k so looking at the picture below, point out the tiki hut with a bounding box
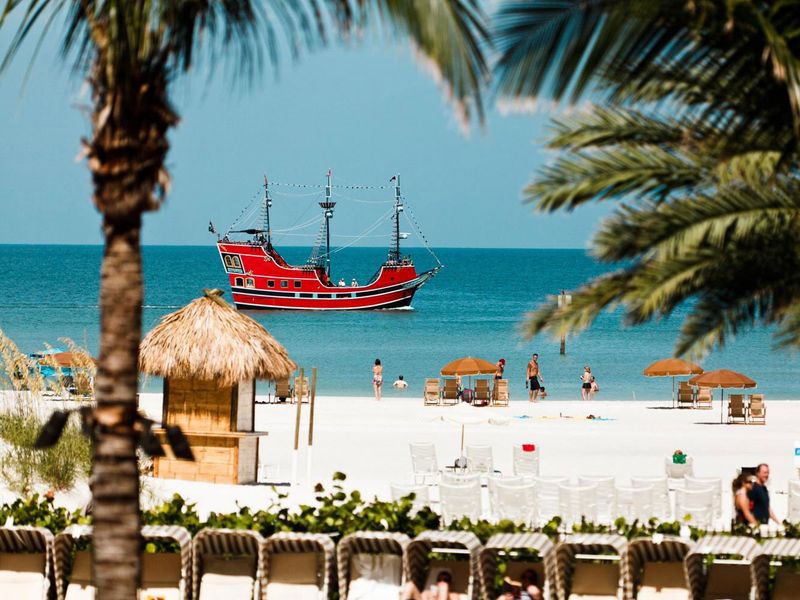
[139,288,295,484]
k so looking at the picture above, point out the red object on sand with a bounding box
[522,444,536,452]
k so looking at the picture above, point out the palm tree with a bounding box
[492,0,800,356]
[1,2,488,597]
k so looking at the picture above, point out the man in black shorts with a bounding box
[527,353,543,402]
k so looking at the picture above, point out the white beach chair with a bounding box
[439,480,482,525]
[559,483,599,526]
[487,475,523,515]
[337,532,409,600]
[390,484,430,513]
[512,444,540,478]
[685,475,722,520]
[465,445,494,475]
[0,526,54,600]
[674,487,714,528]
[578,476,616,523]
[492,482,537,526]
[409,443,439,485]
[441,472,481,486]
[788,480,800,523]
[664,456,694,479]
[533,476,569,523]
[263,532,335,600]
[614,485,654,523]
[193,528,264,600]
[631,476,671,520]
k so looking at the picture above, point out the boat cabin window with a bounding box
[245,278,255,289]
[232,256,242,269]
[281,280,288,288]
[234,277,244,287]
[223,254,243,272]
[267,280,275,288]
[224,255,234,268]
[294,281,301,288]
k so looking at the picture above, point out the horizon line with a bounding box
[0,242,588,251]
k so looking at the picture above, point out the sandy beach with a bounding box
[125,393,800,523]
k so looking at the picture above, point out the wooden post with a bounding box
[557,291,572,355]
[291,367,304,486]
[306,367,317,484]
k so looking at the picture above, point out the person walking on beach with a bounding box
[732,473,759,527]
[372,359,383,401]
[748,463,780,524]
[526,353,543,402]
[580,366,593,401]
[495,358,505,380]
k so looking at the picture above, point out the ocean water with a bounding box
[0,244,797,400]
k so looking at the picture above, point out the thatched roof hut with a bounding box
[139,288,295,386]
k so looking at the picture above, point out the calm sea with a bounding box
[0,244,796,400]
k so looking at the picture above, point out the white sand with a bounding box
[134,393,800,523]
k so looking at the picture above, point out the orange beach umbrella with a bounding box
[440,356,497,377]
[643,358,703,407]
[688,369,756,423]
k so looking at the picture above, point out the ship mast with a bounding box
[262,175,272,247]
[319,169,336,277]
[388,174,403,263]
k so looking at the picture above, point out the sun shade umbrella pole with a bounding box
[292,367,304,487]
[306,367,317,485]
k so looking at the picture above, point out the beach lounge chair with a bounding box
[685,476,722,520]
[555,534,627,600]
[664,456,694,480]
[441,379,459,406]
[748,394,766,424]
[478,533,555,600]
[727,394,747,424]
[274,378,292,403]
[492,379,509,407]
[441,472,481,486]
[473,380,490,407]
[533,476,569,524]
[263,532,335,600]
[293,376,309,403]
[491,482,537,526]
[423,378,441,406]
[674,487,714,528]
[404,531,482,600]
[631,476,671,520]
[0,525,54,600]
[559,483,599,526]
[439,479,482,525]
[409,443,439,485]
[677,382,694,408]
[614,485,654,523]
[465,445,494,475]
[390,483,430,513]
[192,528,264,600]
[788,480,800,522]
[752,538,800,600]
[685,535,761,600]
[624,536,691,600]
[337,532,409,600]
[512,444,540,478]
[578,476,616,524]
[695,387,713,409]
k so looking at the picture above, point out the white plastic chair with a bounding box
[465,445,494,475]
[409,443,439,485]
[492,482,536,526]
[614,485,654,522]
[389,484,430,512]
[487,476,523,514]
[533,476,569,523]
[664,456,694,479]
[685,476,722,519]
[631,476,671,520]
[439,480,482,525]
[578,476,616,523]
[441,472,481,486]
[559,483,598,525]
[675,487,714,528]
[789,480,800,523]
[512,445,540,477]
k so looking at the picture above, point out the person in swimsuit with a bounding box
[495,358,505,380]
[372,358,383,401]
[580,366,593,401]
[526,353,543,402]
[732,473,758,526]
[402,570,461,600]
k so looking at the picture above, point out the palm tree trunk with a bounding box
[91,211,143,599]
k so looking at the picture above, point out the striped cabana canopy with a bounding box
[263,532,336,598]
[478,532,555,600]
[623,535,692,600]
[684,535,762,599]
[751,538,800,600]
[336,531,410,600]
[555,533,628,600]
[405,530,483,600]
[0,525,54,599]
[191,528,265,600]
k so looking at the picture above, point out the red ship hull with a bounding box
[217,241,438,310]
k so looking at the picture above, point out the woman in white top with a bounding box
[580,366,593,401]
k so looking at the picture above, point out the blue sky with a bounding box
[0,20,610,248]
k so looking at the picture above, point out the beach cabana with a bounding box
[139,288,295,484]
[684,535,761,600]
[478,533,555,600]
[623,536,691,600]
[405,531,482,600]
[554,534,627,600]
[337,531,409,600]
[0,525,54,600]
[54,524,192,600]
[752,538,800,600]
[262,532,335,600]
[192,528,265,600]
[643,358,703,408]
[688,369,756,424]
